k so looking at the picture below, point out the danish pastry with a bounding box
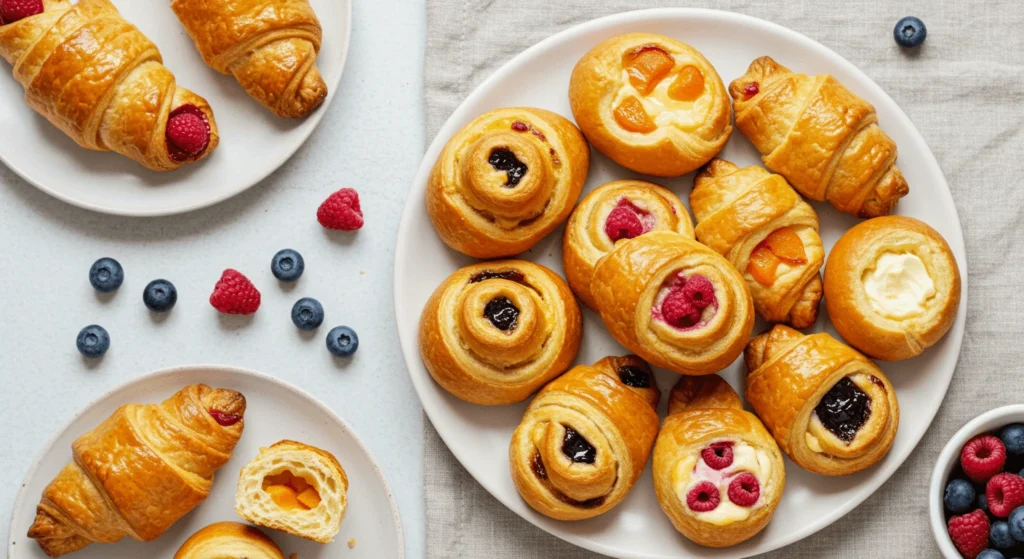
[824,216,961,360]
[653,375,785,547]
[509,355,659,520]
[691,158,824,328]
[591,231,754,376]
[419,260,582,404]
[426,107,589,258]
[174,522,284,559]
[569,33,732,176]
[563,179,694,309]
[745,325,900,476]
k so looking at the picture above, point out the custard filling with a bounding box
[862,252,935,319]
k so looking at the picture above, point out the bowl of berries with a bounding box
[931,405,1024,559]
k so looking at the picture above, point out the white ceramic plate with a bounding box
[394,8,967,559]
[8,365,404,559]
[0,0,351,216]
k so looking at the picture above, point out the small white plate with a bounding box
[8,365,404,559]
[394,8,967,558]
[0,0,351,216]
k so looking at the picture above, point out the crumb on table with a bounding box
[348,537,357,548]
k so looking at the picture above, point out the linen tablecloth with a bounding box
[424,1,1024,556]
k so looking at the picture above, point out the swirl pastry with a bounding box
[569,33,732,177]
[175,522,284,559]
[419,260,582,405]
[825,216,961,360]
[729,56,909,217]
[653,375,785,548]
[691,158,824,328]
[426,107,590,258]
[563,180,694,309]
[591,231,754,376]
[509,355,660,520]
[745,325,900,475]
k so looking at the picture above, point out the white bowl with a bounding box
[929,405,1024,557]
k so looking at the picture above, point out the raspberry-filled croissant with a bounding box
[0,0,218,171]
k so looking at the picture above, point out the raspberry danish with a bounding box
[691,158,825,328]
[426,107,589,258]
[653,375,785,547]
[509,355,660,520]
[419,260,582,405]
[569,33,732,177]
[591,231,754,376]
[745,325,900,476]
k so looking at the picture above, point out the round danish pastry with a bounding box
[569,33,732,176]
[426,107,590,258]
[419,260,582,405]
[174,522,284,559]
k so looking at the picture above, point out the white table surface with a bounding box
[0,1,427,557]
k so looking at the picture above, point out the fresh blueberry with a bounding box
[291,297,324,331]
[945,479,976,514]
[271,249,305,282]
[980,492,991,514]
[1001,424,1024,456]
[326,326,358,357]
[143,279,177,313]
[89,257,124,293]
[1009,506,1024,541]
[978,550,1005,559]
[893,16,926,48]
[76,325,109,358]
[992,521,1016,549]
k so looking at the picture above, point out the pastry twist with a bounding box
[744,325,900,475]
[175,522,284,559]
[419,260,582,405]
[509,355,660,520]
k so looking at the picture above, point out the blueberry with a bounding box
[1010,506,1024,541]
[291,297,324,331]
[326,326,358,357]
[1002,424,1024,456]
[893,16,926,48]
[271,249,305,282]
[993,521,1016,549]
[945,479,976,514]
[143,279,177,313]
[979,550,1005,559]
[76,325,109,358]
[980,492,991,514]
[89,257,124,293]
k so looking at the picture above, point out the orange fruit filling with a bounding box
[625,47,675,95]
[668,65,705,102]
[263,471,321,512]
[614,96,657,133]
[747,227,807,286]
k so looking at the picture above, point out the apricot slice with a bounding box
[263,471,293,488]
[297,487,322,509]
[290,476,310,492]
[763,227,807,264]
[626,47,675,95]
[266,484,305,511]
[748,246,781,286]
[668,65,705,102]
[613,96,657,133]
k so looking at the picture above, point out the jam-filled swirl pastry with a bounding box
[691,158,825,328]
[426,107,589,258]
[591,231,755,376]
[509,355,660,520]
[563,180,695,310]
[419,260,582,405]
[744,325,900,476]
[653,375,785,547]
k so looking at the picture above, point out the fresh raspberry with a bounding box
[604,205,644,241]
[165,105,210,161]
[686,481,720,512]
[961,435,1007,483]
[947,509,990,559]
[209,269,261,315]
[317,188,364,231]
[986,473,1024,517]
[660,289,700,328]
[682,274,716,309]
[0,0,43,24]
[700,441,734,470]
[728,473,761,507]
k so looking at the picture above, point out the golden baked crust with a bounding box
[509,356,659,520]
[174,522,284,559]
[569,33,731,176]
[691,158,824,328]
[590,231,754,375]
[744,325,899,476]
[729,56,908,217]
[427,107,590,258]
[562,180,694,309]
[824,216,961,360]
[419,260,582,404]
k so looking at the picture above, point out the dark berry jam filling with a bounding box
[814,377,871,443]
[209,409,241,426]
[488,147,528,188]
[617,365,651,388]
[556,493,606,509]
[511,121,529,132]
[532,452,547,479]
[469,269,525,284]
[483,297,519,331]
[562,427,596,464]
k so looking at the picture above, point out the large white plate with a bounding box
[0,0,351,216]
[8,365,404,558]
[394,8,967,559]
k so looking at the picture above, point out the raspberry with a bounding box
[165,105,210,161]
[700,442,734,470]
[948,509,990,559]
[604,205,644,241]
[987,473,1024,518]
[686,481,720,512]
[317,188,364,231]
[682,274,716,309]
[962,435,1007,483]
[209,269,261,315]
[728,473,761,507]
[0,0,43,24]
[660,289,700,328]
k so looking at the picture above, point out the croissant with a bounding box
[0,0,219,171]
[653,375,785,547]
[27,384,245,557]
[691,158,824,328]
[175,522,284,559]
[171,0,326,118]
[509,355,660,520]
[744,325,899,475]
[729,56,909,217]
